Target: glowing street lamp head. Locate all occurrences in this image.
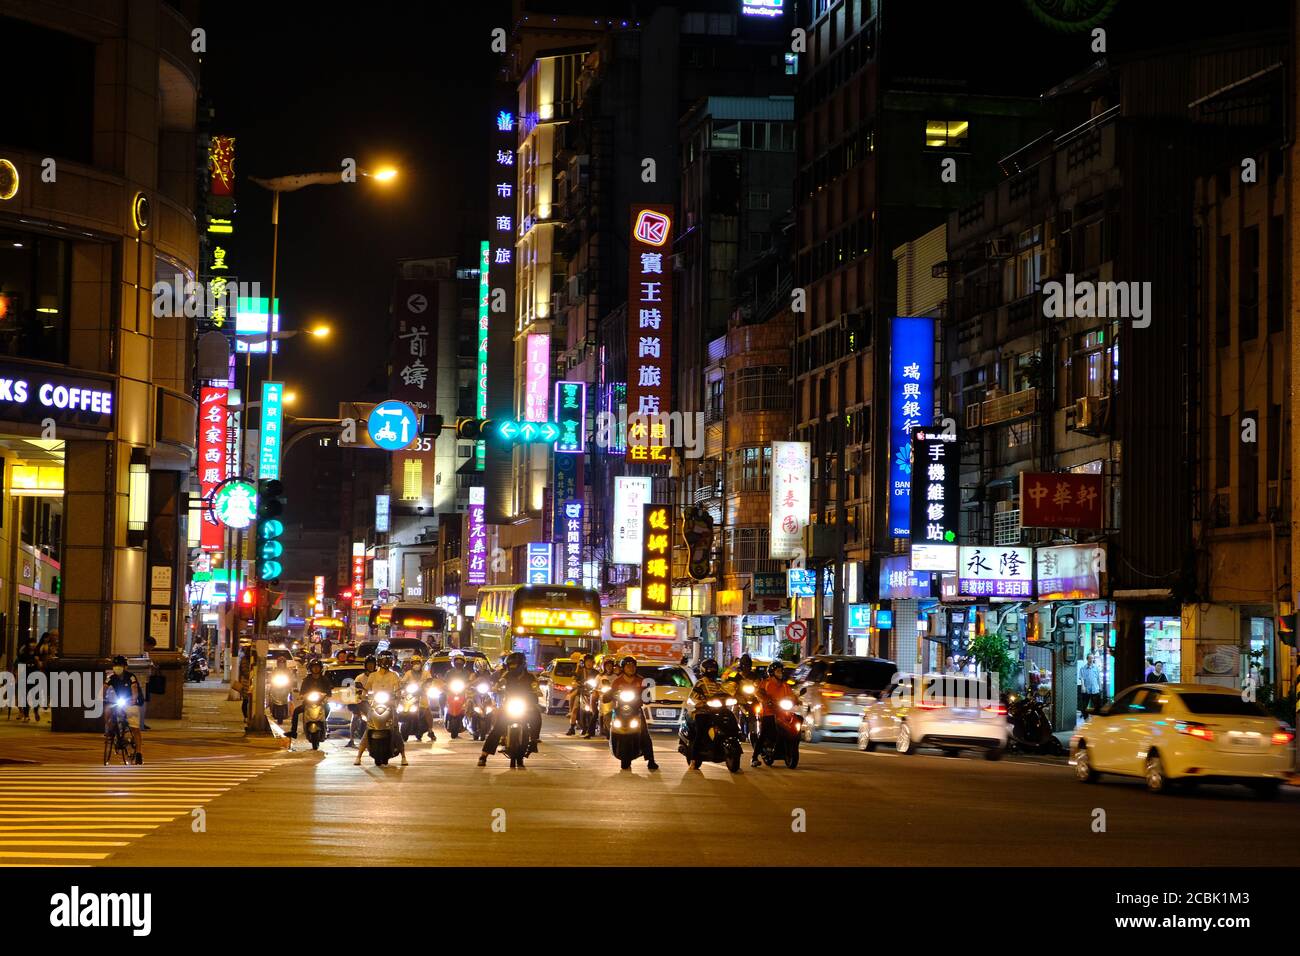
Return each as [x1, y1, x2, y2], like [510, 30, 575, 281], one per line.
[371, 167, 398, 183]
[282, 390, 297, 406]
[309, 323, 332, 338]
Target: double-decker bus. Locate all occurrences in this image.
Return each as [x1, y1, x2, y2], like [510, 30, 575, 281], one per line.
[473, 584, 602, 670]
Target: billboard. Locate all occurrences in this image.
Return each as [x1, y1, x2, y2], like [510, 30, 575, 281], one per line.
[466, 486, 487, 586]
[909, 428, 958, 571]
[561, 499, 583, 585]
[526, 542, 552, 585]
[375, 494, 390, 533]
[1035, 544, 1103, 600]
[391, 279, 436, 414]
[554, 380, 585, 454]
[769, 440, 810, 559]
[612, 476, 653, 565]
[524, 333, 549, 423]
[1019, 471, 1104, 529]
[198, 386, 228, 552]
[888, 317, 935, 537]
[257, 381, 284, 481]
[627, 205, 674, 462]
[957, 546, 1033, 598]
[640, 503, 672, 612]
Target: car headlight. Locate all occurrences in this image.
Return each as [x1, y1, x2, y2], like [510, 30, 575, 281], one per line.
[707, 699, 723, 709]
[619, 690, 636, 703]
[779, 698, 794, 711]
[449, 679, 465, 694]
[505, 697, 527, 719]
[373, 692, 390, 705]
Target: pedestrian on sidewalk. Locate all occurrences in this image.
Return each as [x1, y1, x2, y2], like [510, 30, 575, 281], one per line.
[16, 639, 40, 722]
[1078, 654, 1102, 716]
[237, 648, 255, 720]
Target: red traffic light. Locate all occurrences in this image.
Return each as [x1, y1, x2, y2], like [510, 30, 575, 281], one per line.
[240, 588, 258, 606]
[342, 590, 353, 599]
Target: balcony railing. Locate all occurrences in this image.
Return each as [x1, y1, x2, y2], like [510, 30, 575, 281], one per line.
[964, 388, 1039, 429]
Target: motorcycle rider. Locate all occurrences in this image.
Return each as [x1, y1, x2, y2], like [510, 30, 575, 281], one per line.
[288, 658, 332, 740]
[346, 654, 378, 748]
[685, 658, 728, 770]
[102, 655, 145, 764]
[354, 651, 408, 766]
[608, 656, 658, 771]
[726, 653, 762, 757]
[566, 653, 597, 736]
[400, 654, 436, 742]
[476, 651, 541, 766]
[755, 661, 796, 767]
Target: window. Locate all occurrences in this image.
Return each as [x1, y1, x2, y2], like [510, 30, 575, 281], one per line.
[1216, 415, 1231, 489]
[924, 120, 969, 150]
[1215, 234, 1231, 344]
[711, 121, 740, 149]
[732, 366, 790, 412]
[1239, 407, 1258, 523]
[1070, 329, 1112, 400]
[723, 526, 778, 574]
[401, 459, 422, 500]
[747, 191, 771, 210]
[726, 445, 772, 492]
[705, 378, 725, 423]
[1268, 216, 1283, 333]
[0, 230, 71, 363]
[1239, 225, 1259, 341]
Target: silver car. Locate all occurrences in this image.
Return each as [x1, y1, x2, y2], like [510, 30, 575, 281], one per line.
[791, 655, 897, 742]
[858, 673, 1008, 759]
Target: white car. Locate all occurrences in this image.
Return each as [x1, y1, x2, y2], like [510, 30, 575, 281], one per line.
[857, 673, 1008, 759]
[1070, 682, 1294, 796]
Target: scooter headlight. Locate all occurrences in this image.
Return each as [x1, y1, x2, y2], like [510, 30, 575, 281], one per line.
[307, 692, 322, 703]
[272, 673, 290, 688]
[725, 697, 737, 707]
[707, 699, 723, 709]
[779, 698, 794, 711]
[449, 679, 465, 694]
[114, 696, 128, 709]
[585, 679, 597, 689]
[476, 682, 490, 694]
[618, 690, 636, 703]
[427, 687, 442, 699]
[742, 684, 755, 695]
[406, 682, 419, 695]
[505, 697, 527, 719]
[373, 692, 390, 705]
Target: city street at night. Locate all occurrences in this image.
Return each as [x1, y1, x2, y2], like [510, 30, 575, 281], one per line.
[5, 0, 1300, 935]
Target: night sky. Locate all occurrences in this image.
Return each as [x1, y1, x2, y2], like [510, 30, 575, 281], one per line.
[198, 1, 502, 419]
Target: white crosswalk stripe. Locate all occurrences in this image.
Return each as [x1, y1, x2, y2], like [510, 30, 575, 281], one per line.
[0, 759, 276, 864]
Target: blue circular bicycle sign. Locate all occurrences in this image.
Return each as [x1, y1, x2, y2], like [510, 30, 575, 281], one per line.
[367, 400, 418, 451]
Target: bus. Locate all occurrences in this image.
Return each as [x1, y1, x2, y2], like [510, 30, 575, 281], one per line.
[473, 584, 602, 670]
[602, 612, 689, 663]
[371, 602, 450, 649]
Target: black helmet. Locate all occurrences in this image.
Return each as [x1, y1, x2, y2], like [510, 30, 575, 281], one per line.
[739, 653, 752, 669]
[701, 658, 719, 678]
[364, 654, 378, 668]
[620, 656, 637, 670]
[111, 655, 129, 667]
[506, 651, 525, 670]
[768, 661, 785, 678]
[308, 658, 324, 673]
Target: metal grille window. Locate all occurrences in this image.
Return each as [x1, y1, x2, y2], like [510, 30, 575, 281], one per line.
[724, 527, 780, 575]
[725, 445, 772, 492]
[993, 509, 1021, 546]
[731, 366, 791, 412]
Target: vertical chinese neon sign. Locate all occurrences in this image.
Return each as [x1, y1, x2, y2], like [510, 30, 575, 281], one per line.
[524, 333, 549, 423]
[477, 240, 490, 470]
[888, 317, 935, 538]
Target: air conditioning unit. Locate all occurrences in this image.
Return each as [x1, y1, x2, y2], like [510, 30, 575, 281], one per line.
[1071, 396, 1097, 430]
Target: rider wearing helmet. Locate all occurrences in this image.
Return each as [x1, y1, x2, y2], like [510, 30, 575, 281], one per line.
[347, 654, 379, 748]
[566, 653, 598, 736]
[288, 658, 331, 740]
[103, 655, 145, 764]
[401, 654, 436, 742]
[477, 652, 541, 766]
[686, 658, 728, 769]
[755, 661, 798, 764]
[607, 656, 659, 771]
[354, 651, 408, 766]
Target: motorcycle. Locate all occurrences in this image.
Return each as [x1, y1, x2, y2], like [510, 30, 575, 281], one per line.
[756, 695, 802, 768]
[609, 687, 646, 770]
[185, 654, 209, 683]
[268, 670, 292, 722]
[1005, 690, 1063, 754]
[397, 679, 429, 741]
[444, 676, 468, 739]
[468, 681, 495, 741]
[365, 690, 397, 766]
[302, 690, 328, 750]
[733, 677, 761, 751]
[500, 694, 532, 768]
[678, 693, 743, 773]
[596, 676, 615, 738]
[103, 694, 139, 766]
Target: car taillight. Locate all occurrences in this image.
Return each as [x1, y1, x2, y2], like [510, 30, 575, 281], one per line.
[821, 690, 843, 698]
[983, 704, 1007, 716]
[1271, 730, 1294, 746]
[1177, 721, 1214, 741]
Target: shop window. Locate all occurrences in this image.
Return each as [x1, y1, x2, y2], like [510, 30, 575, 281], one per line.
[924, 120, 969, 150]
[0, 231, 71, 363]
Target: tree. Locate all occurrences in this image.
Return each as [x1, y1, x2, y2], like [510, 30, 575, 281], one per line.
[969, 630, 1020, 691]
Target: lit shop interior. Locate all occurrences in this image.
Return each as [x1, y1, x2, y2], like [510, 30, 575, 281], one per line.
[0, 439, 65, 663]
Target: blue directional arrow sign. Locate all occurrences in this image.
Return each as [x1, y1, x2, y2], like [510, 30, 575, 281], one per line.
[367, 400, 419, 452]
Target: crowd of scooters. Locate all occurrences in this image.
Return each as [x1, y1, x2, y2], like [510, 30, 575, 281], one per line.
[266, 650, 806, 773]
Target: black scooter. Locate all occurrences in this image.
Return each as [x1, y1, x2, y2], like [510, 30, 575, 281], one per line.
[678, 694, 743, 773]
[1005, 690, 1065, 754]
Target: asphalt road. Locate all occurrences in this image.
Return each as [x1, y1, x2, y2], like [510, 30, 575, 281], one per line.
[8, 714, 1297, 867]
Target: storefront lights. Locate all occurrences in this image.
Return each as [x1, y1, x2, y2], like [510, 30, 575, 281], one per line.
[127, 447, 150, 539]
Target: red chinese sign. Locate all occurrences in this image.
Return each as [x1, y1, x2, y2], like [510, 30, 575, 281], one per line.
[209, 136, 236, 197]
[1019, 472, 1104, 529]
[626, 205, 673, 462]
[198, 387, 228, 552]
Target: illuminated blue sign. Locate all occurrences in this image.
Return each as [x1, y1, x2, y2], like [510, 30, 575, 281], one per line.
[875, 609, 893, 630]
[847, 604, 872, 631]
[787, 568, 834, 598]
[878, 553, 936, 600]
[258, 381, 285, 480]
[741, 0, 783, 17]
[888, 317, 935, 538]
[367, 400, 418, 452]
[526, 542, 552, 585]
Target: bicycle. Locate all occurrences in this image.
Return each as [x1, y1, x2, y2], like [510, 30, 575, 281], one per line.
[103, 696, 140, 766]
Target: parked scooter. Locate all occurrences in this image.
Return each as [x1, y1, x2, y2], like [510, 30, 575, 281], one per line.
[609, 686, 646, 770]
[468, 681, 495, 741]
[444, 676, 468, 738]
[302, 690, 328, 750]
[1005, 690, 1063, 754]
[268, 670, 292, 722]
[185, 653, 209, 683]
[364, 690, 397, 766]
[678, 693, 743, 773]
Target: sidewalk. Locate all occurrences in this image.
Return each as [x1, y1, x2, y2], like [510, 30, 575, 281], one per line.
[0, 681, 287, 765]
